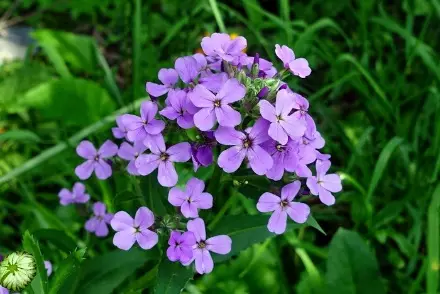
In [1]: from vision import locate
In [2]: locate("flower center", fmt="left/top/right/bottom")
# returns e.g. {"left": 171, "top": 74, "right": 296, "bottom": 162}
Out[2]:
{"left": 197, "top": 241, "right": 206, "bottom": 249}
{"left": 134, "top": 226, "right": 141, "bottom": 233}
{"left": 280, "top": 200, "right": 289, "bottom": 208}
{"left": 94, "top": 155, "right": 100, "bottom": 161}
{"left": 276, "top": 144, "right": 285, "bottom": 151}
{"left": 276, "top": 115, "right": 283, "bottom": 122}
{"left": 214, "top": 100, "right": 221, "bottom": 108}
{"left": 243, "top": 137, "right": 253, "bottom": 149}
{"left": 134, "top": 152, "right": 139, "bottom": 157}
{"left": 160, "top": 152, "right": 169, "bottom": 161}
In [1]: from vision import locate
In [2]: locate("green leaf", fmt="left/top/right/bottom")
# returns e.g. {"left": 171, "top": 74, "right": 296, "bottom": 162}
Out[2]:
{"left": 0, "top": 130, "right": 41, "bottom": 143}
{"left": 154, "top": 259, "right": 194, "bottom": 294}
{"left": 23, "top": 231, "right": 48, "bottom": 294}
{"left": 427, "top": 184, "right": 440, "bottom": 294}
{"left": 76, "top": 248, "right": 158, "bottom": 294}
{"left": 48, "top": 248, "right": 86, "bottom": 294}
{"left": 140, "top": 172, "right": 168, "bottom": 216}
{"left": 19, "top": 78, "right": 116, "bottom": 127}
{"left": 211, "top": 214, "right": 323, "bottom": 262}
{"left": 326, "top": 228, "right": 385, "bottom": 294}
{"left": 33, "top": 229, "right": 77, "bottom": 253}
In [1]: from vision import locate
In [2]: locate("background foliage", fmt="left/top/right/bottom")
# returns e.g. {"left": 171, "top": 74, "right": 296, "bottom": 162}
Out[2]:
{"left": 0, "top": 0, "right": 439, "bottom": 293}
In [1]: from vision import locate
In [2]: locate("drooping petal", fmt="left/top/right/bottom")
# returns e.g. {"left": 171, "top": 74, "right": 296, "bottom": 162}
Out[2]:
{"left": 185, "top": 178, "right": 205, "bottom": 196}
{"left": 289, "top": 58, "right": 311, "bottom": 78}
{"left": 158, "top": 161, "right": 178, "bottom": 187}
{"left": 247, "top": 145, "right": 274, "bottom": 175}
{"left": 189, "top": 85, "right": 216, "bottom": 108}
{"left": 201, "top": 33, "right": 230, "bottom": 56}
{"left": 168, "top": 142, "right": 192, "bottom": 162}
{"left": 287, "top": 203, "right": 310, "bottom": 223}
{"left": 316, "top": 160, "right": 331, "bottom": 178}
{"left": 216, "top": 78, "right": 246, "bottom": 104}
{"left": 95, "top": 220, "right": 109, "bottom": 237}
{"left": 194, "top": 249, "right": 214, "bottom": 274}
{"left": 146, "top": 82, "right": 168, "bottom": 97}
{"left": 257, "top": 192, "right": 281, "bottom": 212}
{"left": 275, "top": 44, "right": 295, "bottom": 65}
{"left": 118, "top": 142, "right": 135, "bottom": 160}
{"left": 218, "top": 146, "right": 246, "bottom": 173}
{"left": 145, "top": 119, "right": 165, "bottom": 135}
{"left": 267, "top": 208, "right": 287, "bottom": 235}
{"left": 192, "top": 192, "right": 213, "bottom": 209}
{"left": 135, "top": 154, "right": 160, "bottom": 175}
{"left": 215, "top": 105, "right": 241, "bottom": 127}
{"left": 134, "top": 206, "right": 155, "bottom": 228}
{"left": 206, "top": 235, "right": 232, "bottom": 254}
{"left": 181, "top": 201, "right": 199, "bottom": 218}
{"left": 140, "top": 101, "right": 158, "bottom": 123}
{"left": 76, "top": 141, "right": 97, "bottom": 159}
{"left": 113, "top": 229, "right": 136, "bottom": 250}
{"left": 214, "top": 127, "right": 245, "bottom": 146}
{"left": 168, "top": 187, "right": 187, "bottom": 206}
{"left": 158, "top": 68, "right": 179, "bottom": 86}
{"left": 281, "top": 180, "right": 301, "bottom": 202}
{"left": 187, "top": 218, "right": 206, "bottom": 242}
{"left": 248, "top": 118, "right": 271, "bottom": 144}
{"left": 175, "top": 56, "right": 199, "bottom": 83}
{"left": 296, "top": 163, "right": 312, "bottom": 177}
{"left": 268, "top": 122, "right": 288, "bottom": 145}
{"left": 75, "top": 160, "right": 94, "bottom": 180}
{"left": 258, "top": 100, "right": 277, "bottom": 122}
{"left": 321, "top": 174, "right": 342, "bottom": 192}
{"left": 318, "top": 186, "right": 335, "bottom": 206}
{"left": 94, "top": 159, "right": 113, "bottom": 180}
{"left": 111, "top": 211, "right": 134, "bottom": 231}
{"left": 136, "top": 229, "right": 159, "bottom": 250}
{"left": 193, "top": 108, "right": 216, "bottom": 131}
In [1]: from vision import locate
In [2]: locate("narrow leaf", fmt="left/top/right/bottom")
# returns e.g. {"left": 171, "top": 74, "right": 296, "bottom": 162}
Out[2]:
{"left": 23, "top": 231, "right": 48, "bottom": 294}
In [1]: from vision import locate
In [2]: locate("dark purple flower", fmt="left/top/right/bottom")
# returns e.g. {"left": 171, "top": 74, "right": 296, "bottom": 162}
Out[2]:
{"left": 191, "top": 144, "right": 213, "bottom": 172}
{"left": 306, "top": 160, "right": 342, "bottom": 206}
{"left": 167, "top": 231, "right": 196, "bottom": 264}
{"left": 146, "top": 68, "right": 178, "bottom": 97}
{"left": 257, "top": 87, "right": 269, "bottom": 99}
{"left": 75, "top": 140, "right": 118, "bottom": 180}
{"left": 159, "top": 90, "right": 198, "bottom": 129}
{"left": 215, "top": 118, "right": 273, "bottom": 175}
{"left": 201, "top": 33, "right": 247, "bottom": 62}
{"left": 257, "top": 181, "right": 310, "bottom": 234}
{"left": 112, "top": 115, "right": 128, "bottom": 139}
{"left": 85, "top": 202, "right": 113, "bottom": 237}
{"left": 118, "top": 141, "right": 148, "bottom": 175}
{"left": 110, "top": 207, "right": 158, "bottom": 250}
{"left": 58, "top": 182, "right": 90, "bottom": 205}
{"left": 275, "top": 44, "right": 311, "bottom": 78}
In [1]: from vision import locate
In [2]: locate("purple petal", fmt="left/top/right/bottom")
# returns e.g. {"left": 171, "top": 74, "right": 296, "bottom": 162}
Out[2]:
{"left": 167, "top": 246, "right": 180, "bottom": 262}
{"left": 158, "top": 161, "right": 178, "bottom": 187}
{"left": 318, "top": 186, "right": 335, "bottom": 206}
{"left": 258, "top": 100, "right": 277, "bottom": 122}
{"left": 218, "top": 146, "right": 246, "bottom": 173}
{"left": 168, "top": 142, "right": 192, "bottom": 162}
{"left": 85, "top": 217, "right": 98, "bottom": 232}
{"left": 248, "top": 118, "right": 271, "bottom": 144}
{"left": 75, "top": 160, "right": 94, "bottom": 180}
{"left": 316, "top": 160, "right": 331, "bottom": 177}
{"left": 95, "top": 220, "right": 109, "bottom": 237}
{"left": 93, "top": 202, "right": 106, "bottom": 216}
{"left": 113, "top": 229, "right": 136, "bottom": 250}
{"left": 146, "top": 82, "right": 168, "bottom": 97}
{"left": 206, "top": 235, "right": 232, "bottom": 254}
{"left": 145, "top": 119, "right": 165, "bottom": 135}
{"left": 189, "top": 85, "right": 216, "bottom": 108}
{"left": 72, "top": 182, "right": 85, "bottom": 195}
{"left": 177, "top": 113, "right": 195, "bottom": 129}
{"left": 136, "top": 230, "right": 158, "bottom": 249}
{"left": 275, "top": 44, "right": 295, "bottom": 66}
{"left": 94, "top": 159, "right": 112, "bottom": 180}
{"left": 281, "top": 180, "right": 301, "bottom": 202}
{"left": 280, "top": 117, "right": 306, "bottom": 138}
{"left": 195, "top": 249, "right": 214, "bottom": 274}
{"left": 226, "top": 36, "right": 247, "bottom": 54}
{"left": 76, "top": 141, "right": 97, "bottom": 159}
{"left": 144, "top": 133, "right": 166, "bottom": 154}
{"left": 289, "top": 58, "right": 311, "bottom": 78}
{"left": 193, "top": 108, "right": 216, "bottom": 131}
{"left": 135, "top": 207, "right": 155, "bottom": 228}
{"left": 216, "top": 78, "right": 246, "bottom": 104}
{"left": 175, "top": 56, "right": 199, "bottom": 83}
{"left": 276, "top": 89, "right": 294, "bottom": 117}
{"left": 187, "top": 218, "right": 206, "bottom": 242}
{"left": 201, "top": 33, "right": 230, "bottom": 56}
{"left": 214, "top": 126, "right": 245, "bottom": 146}
{"left": 193, "top": 53, "right": 207, "bottom": 70}
{"left": 135, "top": 154, "right": 160, "bottom": 176}
{"left": 215, "top": 105, "right": 241, "bottom": 128}
{"left": 268, "top": 122, "right": 288, "bottom": 145}
{"left": 185, "top": 178, "right": 205, "bottom": 196}
{"left": 168, "top": 187, "right": 187, "bottom": 206}
{"left": 247, "top": 145, "right": 273, "bottom": 175}
{"left": 118, "top": 142, "right": 135, "bottom": 160}
{"left": 265, "top": 153, "right": 284, "bottom": 181}
{"left": 199, "top": 73, "right": 228, "bottom": 93}
{"left": 44, "top": 261, "right": 52, "bottom": 276}
{"left": 180, "top": 246, "right": 194, "bottom": 264}
{"left": 158, "top": 68, "right": 178, "bottom": 86}
{"left": 181, "top": 201, "right": 199, "bottom": 218}
{"left": 58, "top": 188, "right": 72, "bottom": 206}
{"left": 192, "top": 192, "right": 213, "bottom": 209}
{"left": 181, "top": 231, "right": 197, "bottom": 246}
{"left": 321, "top": 174, "right": 342, "bottom": 192}
{"left": 160, "top": 106, "right": 180, "bottom": 120}
{"left": 287, "top": 203, "right": 310, "bottom": 223}
{"left": 168, "top": 231, "right": 182, "bottom": 245}
{"left": 257, "top": 192, "right": 281, "bottom": 212}
{"left": 111, "top": 211, "right": 134, "bottom": 231}
{"left": 195, "top": 145, "right": 213, "bottom": 166}
{"left": 112, "top": 127, "right": 125, "bottom": 139}
{"left": 267, "top": 208, "right": 287, "bottom": 235}
{"left": 140, "top": 101, "right": 158, "bottom": 123}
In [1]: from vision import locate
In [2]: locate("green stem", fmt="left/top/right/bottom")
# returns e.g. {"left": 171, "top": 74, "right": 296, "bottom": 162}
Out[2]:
{"left": 208, "top": 0, "right": 227, "bottom": 33}
{"left": 208, "top": 190, "right": 236, "bottom": 231}
{"left": 98, "top": 179, "right": 113, "bottom": 212}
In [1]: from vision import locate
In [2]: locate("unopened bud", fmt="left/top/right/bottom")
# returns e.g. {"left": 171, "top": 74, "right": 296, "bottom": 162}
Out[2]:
{"left": 257, "top": 87, "right": 269, "bottom": 99}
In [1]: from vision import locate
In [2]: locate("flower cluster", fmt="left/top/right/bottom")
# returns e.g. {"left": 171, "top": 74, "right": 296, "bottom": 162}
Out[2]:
{"left": 65, "top": 33, "right": 341, "bottom": 275}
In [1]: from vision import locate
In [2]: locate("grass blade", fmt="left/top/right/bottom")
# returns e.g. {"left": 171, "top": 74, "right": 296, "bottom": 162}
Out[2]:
{"left": 209, "top": 0, "right": 227, "bottom": 33}
{"left": 427, "top": 184, "right": 440, "bottom": 294}
{"left": 132, "top": 0, "right": 142, "bottom": 101}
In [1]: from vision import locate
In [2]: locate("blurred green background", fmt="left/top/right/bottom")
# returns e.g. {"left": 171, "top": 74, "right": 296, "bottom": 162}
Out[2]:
{"left": 1, "top": 0, "right": 439, "bottom": 293}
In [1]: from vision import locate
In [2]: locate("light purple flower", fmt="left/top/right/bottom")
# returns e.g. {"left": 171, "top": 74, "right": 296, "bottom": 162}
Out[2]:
{"left": 159, "top": 90, "right": 198, "bottom": 129}
{"left": 201, "top": 33, "right": 247, "bottom": 62}
{"left": 112, "top": 115, "right": 128, "bottom": 139}
{"left": 262, "top": 139, "right": 297, "bottom": 181}
{"left": 168, "top": 178, "right": 213, "bottom": 218}
{"left": 183, "top": 218, "right": 232, "bottom": 274}
{"left": 259, "top": 89, "right": 306, "bottom": 144}
{"left": 85, "top": 202, "right": 113, "bottom": 237}
{"left": 44, "top": 261, "right": 52, "bottom": 276}
{"left": 189, "top": 78, "right": 245, "bottom": 131}
{"left": 257, "top": 181, "right": 310, "bottom": 234}
{"left": 110, "top": 207, "right": 159, "bottom": 251}
{"left": 135, "top": 135, "right": 191, "bottom": 187}
{"left": 166, "top": 231, "right": 196, "bottom": 263}
{"left": 75, "top": 140, "right": 118, "bottom": 180}
{"left": 215, "top": 118, "right": 273, "bottom": 175}
{"left": 299, "top": 130, "right": 325, "bottom": 158}
{"left": 275, "top": 44, "right": 311, "bottom": 78}
{"left": 199, "top": 72, "right": 229, "bottom": 93}
{"left": 58, "top": 182, "right": 90, "bottom": 206}
{"left": 306, "top": 160, "right": 342, "bottom": 206}
{"left": 146, "top": 68, "right": 178, "bottom": 97}
{"left": 118, "top": 141, "right": 148, "bottom": 175}
{"left": 294, "top": 143, "right": 317, "bottom": 177}
{"left": 121, "top": 101, "right": 165, "bottom": 143}
{"left": 175, "top": 56, "right": 199, "bottom": 84}
{"left": 193, "top": 53, "right": 211, "bottom": 77}
{"left": 290, "top": 93, "right": 316, "bottom": 133}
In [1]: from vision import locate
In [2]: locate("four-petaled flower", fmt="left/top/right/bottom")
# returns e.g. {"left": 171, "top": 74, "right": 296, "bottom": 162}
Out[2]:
{"left": 275, "top": 44, "right": 311, "bottom": 78}
{"left": 215, "top": 118, "right": 273, "bottom": 175}
{"left": 58, "top": 182, "right": 90, "bottom": 205}
{"left": 257, "top": 181, "right": 310, "bottom": 234}
{"left": 85, "top": 202, "right": 113, "bottom": 237}
{"left": 118, "top": 141, "right": 148, "bottom": 175}
{"left": 75, "top": 140, "right": 118, "bottom": 180}
{"left": 159, "top": 90, "right": 198, "bottom": 129}
{"left": 167, "top": 231, "right": 196, "bottom": 264}
{"left": 190, "top": 78, "right": 245, "bottom": 131}
{"left": 183, "top": 218, "right": 232, "bottom": 274}
{"left": 168, "top": 178, "right": 213, "bottom": 218}
{"left": 201, "top": 33, "right": 247, "bottom": 62}
{"left": 259, "top": 89, "right": 306, "bottom": 144}
{"left": 306, "top": 160, "right": 342, "bottom": 206}
{"left": 135, "top": 135, "right": 191, "bottom": 187}
{"left": 146, "top": 68, "right": 178, "bottom": 97}
{"left": 262, "top": 139, "right": 297, "bottom": 181}
{"left": 111, "top": 207, "right": 159, "bottom": 251}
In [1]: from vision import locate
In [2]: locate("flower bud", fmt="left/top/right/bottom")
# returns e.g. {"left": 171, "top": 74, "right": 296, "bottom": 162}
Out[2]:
{"left": 251, "top": 53, "right": 260, "bottom": 77}
{"left": 0, "top": 252, "right": 36, "bottom": 292}
{"left": 257, "top": 87, "right": 269, "bottom": 99}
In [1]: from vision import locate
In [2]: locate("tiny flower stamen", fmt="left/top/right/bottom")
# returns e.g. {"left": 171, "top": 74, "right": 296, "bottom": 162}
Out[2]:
{"left": 214, "top": 100, "right": 221, "bottom": 108}
{"left": 197, "top": 241, "right": 207, "bottom": 249}
{"left": 160, "top": 152, "right": 169, "bottom": 161}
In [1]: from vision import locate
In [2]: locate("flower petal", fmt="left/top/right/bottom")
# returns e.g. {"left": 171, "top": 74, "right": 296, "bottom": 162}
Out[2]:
{"left": 258, "top": 100, "right": 277, "bottom": 122}
{"left": 267, "top": 209, "right": 287, "bottom": 235}
{"left": 281, "top": 180, "right": 301, "bottom": 202}
{"left": 185, "top": 178, "right": 205, "bottom": 196}
{"left": 218, "top": 146, "right": 246, "bottom": 173}
{"left": 189, "top": 85, "right": 216, "bottom": 108}
{"left": 168, "top": 187, "right": 187, "bottom": 206}
{"left": 306, "top": 176, "right": 319, "bottom": 195}
{"left": 206, "top": 235, "right": 232, "bottom": 254}
{"left": 280, "top": 116, "right": 306, "bottom": 138}
{"left": 118, "top": 142, "right": 135, "bottom": 160}
{"left": 316, "top": 160, "right": 331, "bottom": 178}
{"left": 181, "top": 201, "right": 199, "bottom": 218}
{"left": 193, "top": 108, "right": 216, "bottom": 131}
{"left": 135, "top": 154, "right": 160, "bottom": 175}
{"left": 199, "top": 72, "right": 228, "bottom": 93}
{"left": 168, "top": 142, "right": 192, "bottom": 162}
{"left": 94, "top": 159, "right": 112, "bottom": 180}
{"left": 175, "top": 56, "right": 199, "bottom": 83}
{"left": 192, "top": 192, "right": 213, "bottom": 210}
{"left": 158, "top": 68, "right": 178, "bottom": 86}
{"left": 194, "top": 249, "right": 214, "bottom": 274}
{"left": 158, "top": 161, "right": 178, "bottom": 187}
{"left": 111, "top": 211, "right": 134, "bottom": 231}
{"left": 289, "top": 58, "right": 311, "bottom": 78}
{"left": 275, "top": 44, "right": 295, "bottom": 65}
{"left": 145, "top": 119, "right": 165, "bottom": 135}
{"left": 167, "top": 246, "right": 180, "bottom": 262}
{"left": 160, "top": 106, "right": 180, "bottom": 120}
{"left": 214, "top": 126, "right": 245, "bottom": 146}
{"left": 144, "top": 133, "right": 166, "bottom": 154}
{"left": 187, "top": 218, "right": 206, "bottom": 242}
{"left": 287, "top": 203, "right": 310, "bottom": 224}
{"left": 95, "top": 220, "right": 109, "bottom": 237}
{"left": 247, "top": 145, "right": 273, "bottom": 175}
{"left": 257, "top": 192, "right": 281, "bottom": 212}
{"left": 146, "top": 82, "right": 168, "bottom": 97}
{"left": 76, "top": 141, "right": 96, "bottom": 159}
{"left": 276, "top": 89, "right": 294, "bottom": 117}
{"left": 318, "top": 186, "right": 335, "bottom": 206}
{"left": 136, "top": 229, "right": 159, "bottom": 250}
{"left": 248, "top": 118, "right": 271, "bottom": 144}
{"left": 268, "top": 122, "right": 288, "bottom": 145}
{"left": 135, "top": 207, "right": 155, "bottom": 228}
{"left": 75, "top": 160, "right": 94, "bottom": 180}
{"left": 215, "top": 105, "right": 241, "bottom": 127}
{"left": 85, "top": 217, "right": 98, "bottom": 232}
{"left": 113, "top": 229, "right": 136, "bottom": 250}
{"left": 141, "top": 101, "right": 158, "bottom": 123}
{"left": 177, "top": 114, "right": 195, "bottom": 129}
{"left": 321, "top": 174, "right": 342, "bottom": 192}
{"left": 216, "top": 78, "right": 246, "bottom": 104}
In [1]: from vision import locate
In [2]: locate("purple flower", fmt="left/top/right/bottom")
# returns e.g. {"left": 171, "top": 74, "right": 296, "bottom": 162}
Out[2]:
{"left": 44, "top": 261, "right": 52, "bottom": 276}
{"left": 183, "top": 218, "right": 232, "bottom": 274}
{"left": 299, "top": 130, "right": 325, "bottom": 158}
{"left": 191, "top": 144, "right": 213, "bottom": 172}
{"left": 262, "top": 139, "right": 297, "bottom": 181}
{"left": 215, "top": 118, "right": 273, "bottom": 175}
{"left": 85, "top": 202, "right": 113, "bottom": 237}
{"left": 159, "top": 90, "right": 198, "bottom": 129}
{"left": 199, "top": 72, "right": 229, "bottom": 93}
{"left": 294, "top": 143, "right": 317, "bottom": 177}
{"left": 121, "top": 101, "right": 165, "bottom": 143}
{"left": 168, "top": 178, "right": 213, "bottom": 218}
{"left": 189, "top": 78, "right": 245, "bottom": 131}
{"left": 110, "top": 207, "right": 159, "bottom": 250}
{"left": 306, "top": 160, "right": 342, "bottom": 206}
{"left": 201, "top": 33, "right": 247, "bottom": 62}
{"left": 291, "top": 93, "right": 316, "bottom": 133}
{"left": 175, "top": 56, "right": 199, "bottom": 84}
{"left": 135, "top": 135, "right": 191, "bottom": 187}
{"left": 118, "top": 141, "right": 148, "bottom": 175}
{"left": 112, "top": 115, "right": 128, "bottom": 139}
{"left": 0, "top": 287, "right": 8, "bottom": 294}
{"left": 58, "top": 182, "right": 90, "bottom": 205}
{"left": 275, "top": 44, "right": 311, "bottom": 78}
{"left": 257, "top": 181, "right": 310, "bottom": 234}
{"left": 146, "top": 68, "right": 178, "bottom": 97}
{"left": 166, "top": 231, "right": 196, "bottom": 263}
{"left": 193, "top": 53, "right": 209, "bottom": 76}
{"left": 259, "top": 89, "right": 306, "bottom": 144}
{"left": 75, "top": 140, "right": 118, "bottom": 180}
